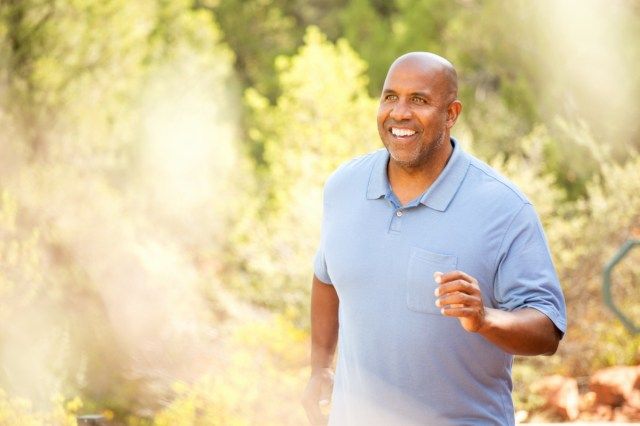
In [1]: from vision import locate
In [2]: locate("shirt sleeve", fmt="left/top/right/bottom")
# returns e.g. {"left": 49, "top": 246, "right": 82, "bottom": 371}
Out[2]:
{"left": 314, "top": 247, "right": 332, "bottom": 285}
{"left": 313, "top": 187, "right": 333, "bottom": 285}
{"left": 493, "top": 203, "right": 567, "bottom": 335}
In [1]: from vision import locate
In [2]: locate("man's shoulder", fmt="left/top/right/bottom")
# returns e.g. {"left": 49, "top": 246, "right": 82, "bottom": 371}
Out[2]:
{"left": 464, "top": 153, "right": 530, "bottom": 206}
{"left": 324, "top": 149, "right": 384, "bottom": 192}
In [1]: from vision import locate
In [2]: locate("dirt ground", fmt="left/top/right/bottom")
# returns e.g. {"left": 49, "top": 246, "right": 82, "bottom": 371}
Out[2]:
{"left": 525, "top": 423, "right": 639, "bottom": 425}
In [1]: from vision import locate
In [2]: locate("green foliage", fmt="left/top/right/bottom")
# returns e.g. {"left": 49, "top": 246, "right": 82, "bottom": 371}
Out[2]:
{"left": 0, "top": 0, "right": 242, "bottom": 421}
{"left": 0, "top": 0, "right": 153, "bottom": 156}
{"left": 446, "top": 0, "right": 640, "bottom": 190}
{"left": 226, "top": 27, "right": 378, "bottom": 321}
{"left": 490, "top": 123, "right": 640, "bottom": 376}
{"left": 559, "top": 147, "right": 640, "bottom": 372}
{"left": 338, "top": 0, "right": 394, "bottom": 95}
{"left": 2, "top": 0, "right": 640, "bottom": 422}
{"left": 207, "top": 0, "right": 299, "bottom": 99}
{"left": 208, "top": 0, "right": 347, "bottom": 99}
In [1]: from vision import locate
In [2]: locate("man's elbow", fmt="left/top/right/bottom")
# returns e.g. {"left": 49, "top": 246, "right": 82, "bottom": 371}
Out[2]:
{"left": 541, "top": 327, "right": 563, "bottom": 356}
{"left": 542, "top": 340, "right": 559, "bottom": 356}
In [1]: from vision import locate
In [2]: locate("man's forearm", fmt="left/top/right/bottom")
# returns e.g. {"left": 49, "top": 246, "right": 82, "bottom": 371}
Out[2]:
{"left": 310, "top": 275, "right": 339, "bottom": 371}
{"left": 477, "top": 307, "right": 561, "bottom": 356}
{"left": 311, "top": 346, "right": 337, "bottom": 372}
{"left": 436, "top": 271, "right": 561, "bottom": 356}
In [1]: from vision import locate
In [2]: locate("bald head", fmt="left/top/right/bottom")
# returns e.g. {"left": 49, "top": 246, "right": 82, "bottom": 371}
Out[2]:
{"left": 377, "top": 51, "right": 462, "bottom": 170}
{"left": 385, "top": 52, "right": 458, "bottom": 104}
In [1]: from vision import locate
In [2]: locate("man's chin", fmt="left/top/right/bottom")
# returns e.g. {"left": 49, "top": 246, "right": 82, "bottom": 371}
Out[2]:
{"left": 388, "top": 152, "right": 421, "bottom": 169}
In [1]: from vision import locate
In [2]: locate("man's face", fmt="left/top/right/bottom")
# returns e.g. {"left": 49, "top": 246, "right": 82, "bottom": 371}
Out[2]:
{"left": 377, "top": 60, "right": 452, "bottom": 169}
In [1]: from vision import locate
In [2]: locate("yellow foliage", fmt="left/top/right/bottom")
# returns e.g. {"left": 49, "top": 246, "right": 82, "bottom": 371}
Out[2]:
{"left": 0, "top": 191, "right": 44, "bottom": 320}
{"left": 153, "top": 315, "right": 309, "bottom": 426}
{"left": 0, "top": 389, "right": 78, "bottom": 425}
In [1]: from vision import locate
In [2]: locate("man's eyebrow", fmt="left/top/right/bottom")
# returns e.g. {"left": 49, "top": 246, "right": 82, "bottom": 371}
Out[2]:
{"left": 411, "top": 91, "right": 432, "bottom": 99}
{"left": 381, "top": 89, "right": 433, "bottom": 98}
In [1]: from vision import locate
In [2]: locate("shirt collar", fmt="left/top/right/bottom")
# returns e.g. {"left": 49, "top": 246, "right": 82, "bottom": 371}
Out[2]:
{"left": 366, "top": 148, "right": 390, "bottom": 200}
{"left": 366, "top": 138, "right": 470, "bottom": 212}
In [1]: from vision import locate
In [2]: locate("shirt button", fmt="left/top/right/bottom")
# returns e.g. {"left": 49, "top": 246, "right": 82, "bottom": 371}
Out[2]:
{"left": 396, "top": 210, "right": 403, "bottom": 217}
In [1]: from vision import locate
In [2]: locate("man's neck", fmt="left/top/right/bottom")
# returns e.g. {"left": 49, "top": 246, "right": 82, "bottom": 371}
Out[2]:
{"left": 387, "top": 140, "right": 453, "bottom": 206}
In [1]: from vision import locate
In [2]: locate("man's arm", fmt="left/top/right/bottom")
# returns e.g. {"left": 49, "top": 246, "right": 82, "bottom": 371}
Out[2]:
{"left": 435, "top": 271, "right": 561, "bottom": 356}
{"left": 302, "top": 275, "right": 339, "bottom": 425}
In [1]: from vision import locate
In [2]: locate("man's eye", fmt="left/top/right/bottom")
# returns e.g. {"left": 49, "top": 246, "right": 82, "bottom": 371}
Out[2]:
{"left": 412, "top": 97, "right": 426, "bottom": 104}
{"left": 385, "top": 94, "right": 398, "bottom": 101}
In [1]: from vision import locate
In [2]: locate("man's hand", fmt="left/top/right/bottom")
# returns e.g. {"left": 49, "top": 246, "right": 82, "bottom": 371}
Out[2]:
{"left": 433, "top": 270, "right": 562, "bottom": 355}
{"left": 302, "top": 367, "right": 334, "bottom": 425}
{"left": 434, "top": 270, "right": 486, "bottom": 332}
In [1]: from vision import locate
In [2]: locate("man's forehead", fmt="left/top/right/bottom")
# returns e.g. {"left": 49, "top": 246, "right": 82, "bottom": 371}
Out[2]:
{"left": 382, "top": 53, "right": 457, "bottom": 97}
{"left": 383, "top": 60, "right": 444, "bottom": 91}
{"left": 391, "top": 52, "right": 454, "bottom": 72}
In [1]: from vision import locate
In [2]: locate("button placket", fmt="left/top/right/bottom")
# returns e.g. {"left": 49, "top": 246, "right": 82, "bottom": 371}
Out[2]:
{"left": 390, "top": 209, "right": 404, "bottom": 232}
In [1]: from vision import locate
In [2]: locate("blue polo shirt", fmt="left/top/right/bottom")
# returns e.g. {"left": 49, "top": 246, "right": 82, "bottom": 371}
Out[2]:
{"left": 314, "top": 139, "right": 567, "bottom": 425}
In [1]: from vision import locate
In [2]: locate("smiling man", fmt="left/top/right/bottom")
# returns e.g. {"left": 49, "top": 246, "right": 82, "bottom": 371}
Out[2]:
{"left": 302, "top": 52, "right": 567, "bottom": 425}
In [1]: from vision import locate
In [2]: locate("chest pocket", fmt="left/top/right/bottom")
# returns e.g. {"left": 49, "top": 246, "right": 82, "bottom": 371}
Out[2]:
{"left": 406, "top": 247, "right": 458, "bottom": 314}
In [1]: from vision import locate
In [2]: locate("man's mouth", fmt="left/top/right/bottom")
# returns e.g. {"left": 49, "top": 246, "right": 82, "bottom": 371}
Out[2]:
{"left": 390, "top": 127, "right": 417, "bottom": 138}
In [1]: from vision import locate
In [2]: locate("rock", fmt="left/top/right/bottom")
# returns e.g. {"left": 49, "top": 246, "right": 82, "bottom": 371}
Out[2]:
{"left": 589, "top": 365, "right": 640, "bottom": 406}
{"left": 531, "top": 374, "right": 580, "bottom": 420}
{"left": 621, "top": 403, "right": 640, "bottom": 422}
{"left": 595, "top": 404, "right": 614, "bottom": 421}
{"left": 623, "top": 389, "right": 640, "bottom": 421}
{"left": 579, "top": 391, "right": 597, "bottom": 412}
{"left": 613, "top": 406, "right": 630, "bottom": 422}
{"left": 628, "top": 389, "right": 640, "bottom": 408}
{"left": 514, "top": 410, "right": 528, "bottom": 423}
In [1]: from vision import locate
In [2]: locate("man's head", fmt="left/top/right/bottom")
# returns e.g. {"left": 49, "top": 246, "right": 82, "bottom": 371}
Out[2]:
{"left": 377, "top": 52, "right": 462, "bottom": 170}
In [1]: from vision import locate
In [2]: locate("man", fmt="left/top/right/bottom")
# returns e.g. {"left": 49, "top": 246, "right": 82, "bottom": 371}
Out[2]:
{"left": 302, "top": 52, "right": 566, "bottom": 425}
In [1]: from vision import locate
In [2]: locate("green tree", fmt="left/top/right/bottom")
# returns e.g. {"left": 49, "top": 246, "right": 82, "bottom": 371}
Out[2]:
{"left": 0, "top": 0, "right": 241, "bottom": 419}
{"left": 227, "top": 27, "right": 378, "bottom": 320}
{"left": 446, "top": 0, "right": 640, "bottom": 195}
{"left": 0, "top": 0, "right": 154, "bottom": 157}
{"left": 490, "top": 123, "right": 640, "bottom": 377}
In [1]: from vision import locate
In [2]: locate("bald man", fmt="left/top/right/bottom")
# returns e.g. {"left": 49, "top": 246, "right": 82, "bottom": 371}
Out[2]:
{"left": 302, "top": 53, "right": 566, "bottom": 425}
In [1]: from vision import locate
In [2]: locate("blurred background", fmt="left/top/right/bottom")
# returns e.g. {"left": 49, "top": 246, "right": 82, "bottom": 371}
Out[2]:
{"left": 0, "top": 0, "right": 639, "bottom": 424}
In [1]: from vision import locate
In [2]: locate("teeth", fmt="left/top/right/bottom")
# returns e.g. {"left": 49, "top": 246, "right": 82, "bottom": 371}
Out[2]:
{"left": 391, "top": 127, "right": 416, "bottom": 137}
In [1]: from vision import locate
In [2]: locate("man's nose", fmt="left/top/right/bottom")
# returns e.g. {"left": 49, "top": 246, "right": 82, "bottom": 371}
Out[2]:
{"left": 389, "top": 99, "right": 412, "bottom": 121}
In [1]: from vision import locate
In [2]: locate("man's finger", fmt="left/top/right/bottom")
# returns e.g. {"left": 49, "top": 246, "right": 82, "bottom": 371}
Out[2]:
{"left": 302, "top": 394, "right": 327, "bottom": 426}
{"left": 435, "top": 291, "right": 476, "bottom": 307}
{"left": 439, "top": 306, "right": 477, "bottom": 317}
{"left": 308, "top": 406, "right": 327, "bottom": 426}
{"left": 434, "top": 270, "right": 474, "bottom": 284}
{"left": 434, "top": 279, "right": 479, "bottom": 297}
{"left": 302, "top": 371, "right": 333, "bottom": 425}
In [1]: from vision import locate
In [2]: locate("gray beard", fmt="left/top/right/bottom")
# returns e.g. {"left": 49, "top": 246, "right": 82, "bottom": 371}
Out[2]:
{"left": 389, "top": 129, "right": 446, "bottom": 169}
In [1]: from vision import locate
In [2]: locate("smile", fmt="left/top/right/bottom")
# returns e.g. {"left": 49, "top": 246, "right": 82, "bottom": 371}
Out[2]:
{"left": 390, "top": 127, "right": 417, "bottom": 137}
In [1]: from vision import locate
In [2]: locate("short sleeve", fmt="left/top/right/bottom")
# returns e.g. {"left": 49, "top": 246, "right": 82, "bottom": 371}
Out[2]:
{"left": 493, "top": 203, "right": 567, "bottom": 335}
{"left": 314, "top": 247, "right": 332, "bottom": 285}
{"left": 313, "top": 187, "right": 333, "bottom": 285}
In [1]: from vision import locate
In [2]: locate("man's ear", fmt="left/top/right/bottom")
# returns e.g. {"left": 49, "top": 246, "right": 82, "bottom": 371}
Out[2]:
{"left": 446, "top": 100, "right": 462, "bottom": 128}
